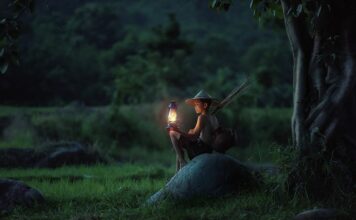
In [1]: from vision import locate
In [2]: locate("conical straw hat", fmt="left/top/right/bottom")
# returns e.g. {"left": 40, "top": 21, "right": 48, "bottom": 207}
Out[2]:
{"left": 185, "top": 90, "right": 219, "bottom": 106}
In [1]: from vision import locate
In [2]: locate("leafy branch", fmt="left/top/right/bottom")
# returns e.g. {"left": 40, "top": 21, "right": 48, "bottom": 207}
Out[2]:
{"left": 0, "top": 0, "right": 34, "bottom": 74}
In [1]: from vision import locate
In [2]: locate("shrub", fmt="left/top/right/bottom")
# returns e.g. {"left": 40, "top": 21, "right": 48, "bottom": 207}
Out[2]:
{"left": 32, "top": 114, "right": 83, "bottom": 142}
{"left": 216, "top": 107, "right": 292, "bottom": 147}
{"left": 81, "top": 105, "right": 169, "bottom": 153}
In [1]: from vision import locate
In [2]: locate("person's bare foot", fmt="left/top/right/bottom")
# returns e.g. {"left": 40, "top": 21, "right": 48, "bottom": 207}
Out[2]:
{"left": 175, "top": 157, "right": 180, "bottom": 173}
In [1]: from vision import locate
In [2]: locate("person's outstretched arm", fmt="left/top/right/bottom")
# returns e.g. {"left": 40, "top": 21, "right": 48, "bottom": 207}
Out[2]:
{"left": 175, "top": 115, "right": 206, "bottom": 139}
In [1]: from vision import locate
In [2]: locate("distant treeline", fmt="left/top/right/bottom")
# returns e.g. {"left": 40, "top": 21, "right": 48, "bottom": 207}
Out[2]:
{"left": 0, "top": 0, "right": 292, "bottom": 107}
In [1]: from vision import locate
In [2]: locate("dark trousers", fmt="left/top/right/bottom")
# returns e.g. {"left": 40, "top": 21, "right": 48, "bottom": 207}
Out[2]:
{"left": 178, "top": 136, "right": 212, "bottom": 160}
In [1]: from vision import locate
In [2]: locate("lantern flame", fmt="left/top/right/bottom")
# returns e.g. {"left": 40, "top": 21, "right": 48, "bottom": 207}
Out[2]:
{"left": 168, "top": 110, "right": 177, "bottom": 123}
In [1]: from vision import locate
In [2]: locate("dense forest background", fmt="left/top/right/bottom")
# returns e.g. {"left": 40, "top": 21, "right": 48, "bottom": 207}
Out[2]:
{"left": 0, "top": 0, "right": 292, "bottom": 107}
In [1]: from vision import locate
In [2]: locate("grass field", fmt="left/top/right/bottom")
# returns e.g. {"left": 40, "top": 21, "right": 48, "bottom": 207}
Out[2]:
{"left": 0, "top": 106, "right": 351, "bottom": 219}
{"left": 0, "top": 163, "right": 310, "bottom": 219}
{"left": 0, "top": 145, "right": 317, "bottom": 220}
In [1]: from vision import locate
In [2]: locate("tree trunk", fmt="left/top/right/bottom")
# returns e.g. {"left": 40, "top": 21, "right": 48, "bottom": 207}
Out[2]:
{"left": 280, "top": 0, "right": 356, "bottom": 199}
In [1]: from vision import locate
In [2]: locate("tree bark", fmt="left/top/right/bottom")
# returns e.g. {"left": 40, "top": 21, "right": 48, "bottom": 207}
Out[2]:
{"left": 280, "top": 0, "right": 356, "bottom": 198}
{"left": 280, "top": 0, "right": 312, "bottom": 150}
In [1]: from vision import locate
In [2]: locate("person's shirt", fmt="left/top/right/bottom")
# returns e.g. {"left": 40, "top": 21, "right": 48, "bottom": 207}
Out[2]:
{"left": 199, "top": 113, "right": 219, "bottom": 145}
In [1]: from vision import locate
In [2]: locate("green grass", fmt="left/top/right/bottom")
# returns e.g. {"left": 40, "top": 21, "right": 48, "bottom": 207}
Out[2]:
{"left": 0, "top": 106, "right": 349, "bottom": 219}
{"left": 0, "top": 132, "right": 34, "bottom": 149}
{"left": 0, "top": 106, "right": 58, "bottom": 117}
{"left": 0, "top": 162, "right": 312, "bottom": 220}
{"left": 228, "top": 143, "right": 284, "bottom": 163}
{"left": 0, "top": 145, "right": 314, "bottom": 220}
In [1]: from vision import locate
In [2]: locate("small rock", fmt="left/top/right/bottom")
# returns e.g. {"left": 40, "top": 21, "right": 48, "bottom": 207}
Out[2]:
{"left": 0, "top": 179, "right": 44, "bottom": 213}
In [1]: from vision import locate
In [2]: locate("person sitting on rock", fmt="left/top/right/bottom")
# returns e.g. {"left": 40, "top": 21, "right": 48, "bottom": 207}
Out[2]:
{"left": 169, "top": 90, "right": 220, "bottom": 172}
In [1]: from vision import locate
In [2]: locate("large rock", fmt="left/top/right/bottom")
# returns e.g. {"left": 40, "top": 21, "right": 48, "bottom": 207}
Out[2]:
{"left": 0, "top": 142, "right": 106, "bottom": 168}
{"left": 147, "top": 153, "right": 261, "bottom": 204}
{"left": 293, "top": 208, "right": 349, "bottom": 220}
{"left": 0, "top": 148, "right": 45, "bottom": 168}
{"left": 36, "top": 142, "right": 106, "bottom": 168}
{"left": 0, "top": 179, "right": 44, "bottom": 213}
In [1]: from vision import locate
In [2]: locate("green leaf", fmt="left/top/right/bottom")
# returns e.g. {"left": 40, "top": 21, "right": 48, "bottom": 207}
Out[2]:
{"left": 316, "top": 5, "right": 322, "bottom": 17}
{"left": 287, "top": 7, "right": 293, "bottom": 16}
{"left": 250, "top": 0, "right": 255, "bottom": 9}
{"left": 331, "top": 53, "right": 336, "bottom": 61}
{"left": 210, "top": 0, "right": 232, "bottom": 11}
{"left": 0, "top": 62, "right": 8, "bottom": 74}
{"left": 0, "top": 48, "right": 4, "bottom": 57}
{"left": 211, "top": 0, "right": 218, "bottom": 8}
{"left": 295, "top": 4, "right": 303, "bottom": 17}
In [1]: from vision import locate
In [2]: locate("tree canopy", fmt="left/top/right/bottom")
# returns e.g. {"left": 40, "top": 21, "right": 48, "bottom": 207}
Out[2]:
{"left": 0, "top": 0, "right": 292, "bottom": 106}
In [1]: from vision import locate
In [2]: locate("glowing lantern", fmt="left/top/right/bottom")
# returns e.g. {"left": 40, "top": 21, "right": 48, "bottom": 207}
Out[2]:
{"left": 167, "top": 101, "right": 178, "bottom": 130}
